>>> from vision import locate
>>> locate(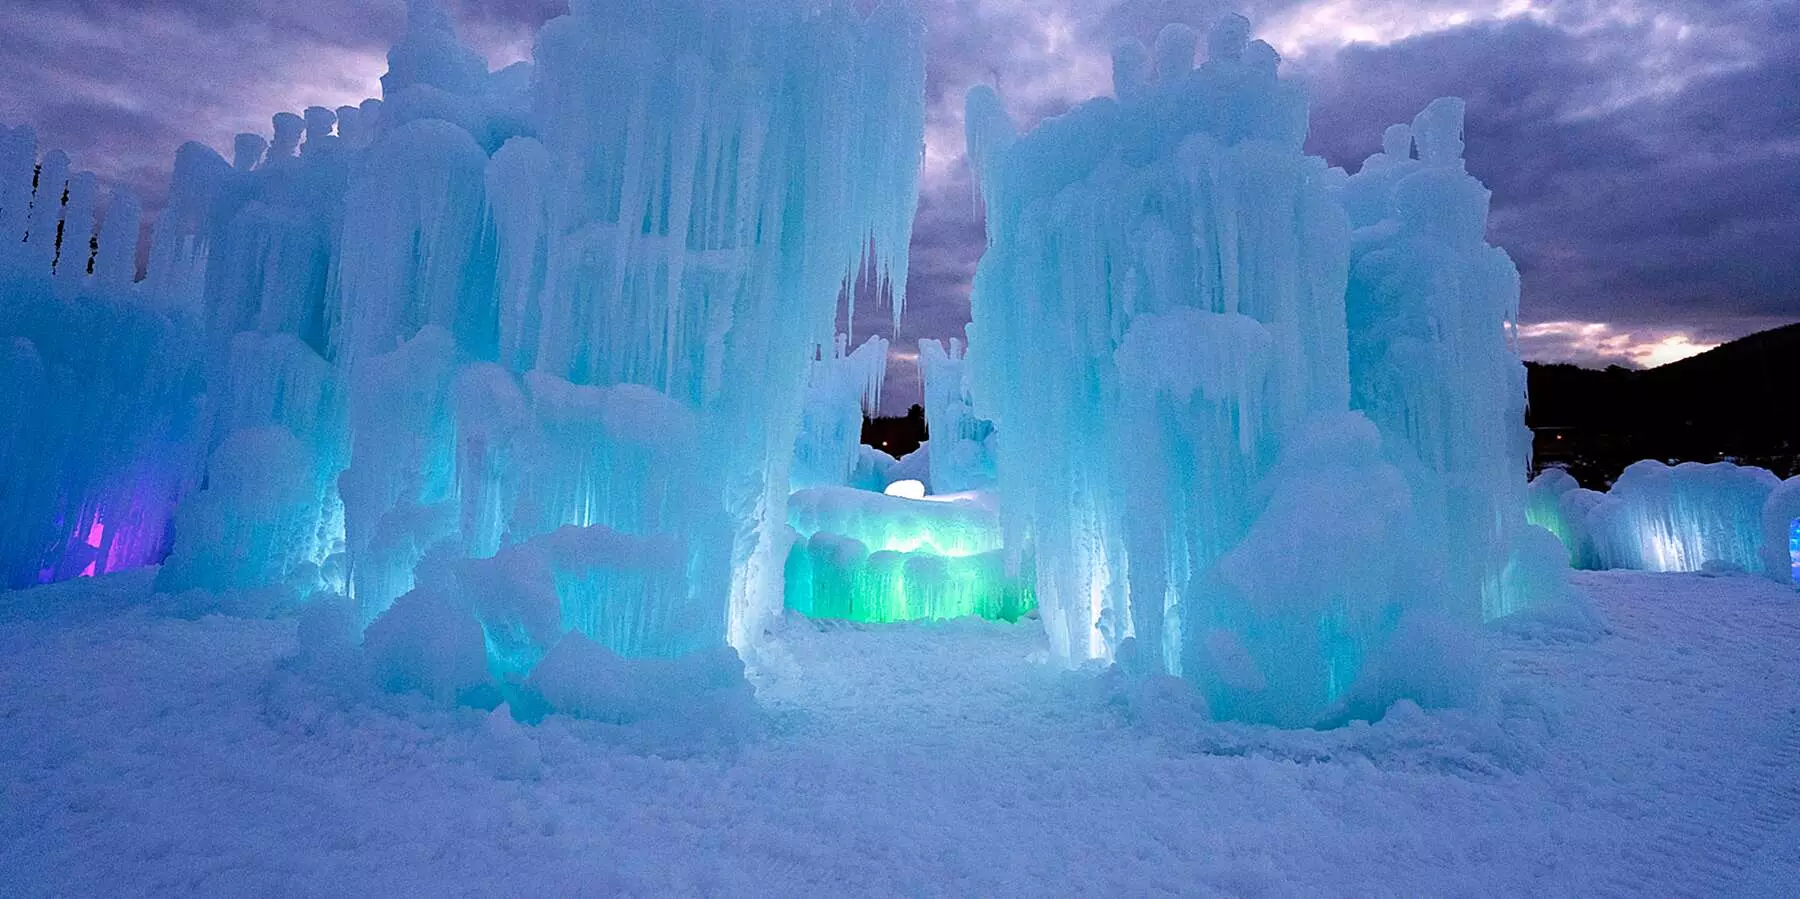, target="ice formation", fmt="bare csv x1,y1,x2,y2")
792,335,889,491
0,0,928,703
783,486,1032,623
916,335,997,494
1530,462,1798,582
963,17,1576,723
1,4,1648,725
1,123,202,590
1762,478,1800,586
